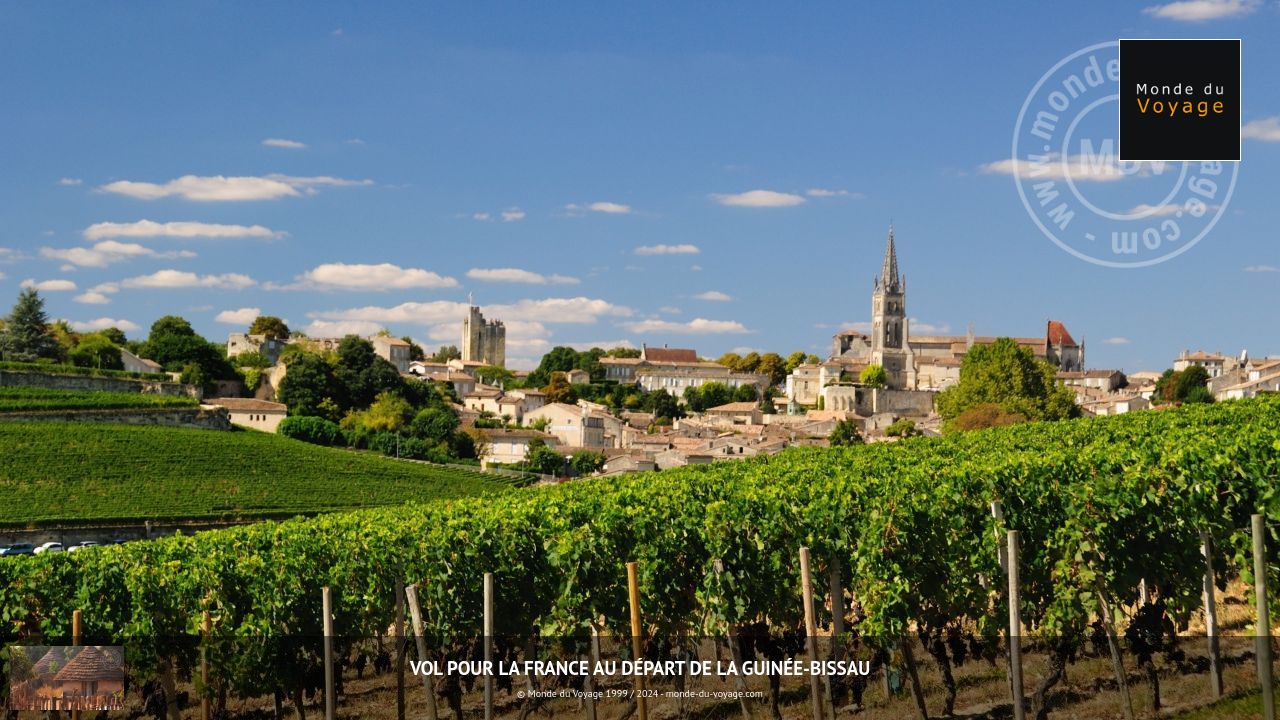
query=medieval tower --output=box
[461,302,506,367]
[869,225,915,390]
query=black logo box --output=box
[1119,39,1240,162]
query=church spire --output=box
[878,224,901,292]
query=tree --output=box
[524,438,565,476]
[99,326,128,346]
[685,381,733,412]
[949,403,1027,432]
[828,418,864,446]
[49,319,78,361]
[142,315,237,389]
[759,387,777,414]
[859,364,887,389]
[885,418,920,438]
[646,389,685,422]
[355,392,415,432]
[605,347,641,359]
[1175,365,1213,403]
[401,336,425,362]
[528,346,579,387]
[0,288,60,361]
[335,335,404,408]
[757,352,787,386]
[278,416,345,446]
[785,351,808,374]
[428,345,461,363]
[68,332,124,370]
[732,384,758,402]
[935,338,1079,431]
[248,315,290,339]
[570,450,606,476]
[278,352,343,420]
[475,365,514,387]
[410,406,460,443]
[543,371,578,404]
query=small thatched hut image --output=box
[8,646,125,712]
[52,646,125,703]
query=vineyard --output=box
[0,423,512,527]
[2,397,1280,719]
[0,360,168,381]
[0,386,198,412]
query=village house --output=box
[1173,350,1235,378]
[1057,369,1127,392]
[119,348,163,374]
[703,401,763,426]
[208,397,289,432]
[601,344,768,394]
[523,402,610,449]
[371,335,412,373]
[478,428,558,466]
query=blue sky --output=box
[0,1,1276,370]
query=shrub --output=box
[278,416,345,447]
[885,418,920,438]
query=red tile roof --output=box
[641,346,699,363]
[1047,320,1076,347]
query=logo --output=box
[1012,41,1238,268]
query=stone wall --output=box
[869,388,936,416]
[0,369,200,398]
[0,405,231,430]
[0,518,261,548]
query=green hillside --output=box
[0,386,198,412]
[0,422,512,527]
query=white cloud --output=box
[59,177,82,186]
[694,290,733,302]
[99,174,372,201]
[20,278,77,292]
[122,270,255,290]
[635,244,700,256]
[466,268,579,285]
[84,220,282,241]
[711,189,806,208]
[806,188,864,199]
[279,263,459,291]
[472,212,492,221]
[980,154,1171,183]
[1245,265,1279,273]
[501,207,526,222]
[1242,117,1280,142]
[215,307,263,325]
[1103,337,1132,345]
[41,241,196,268]
[621,318,749,335]
[589,201,632,215]
[73,291,111,305]
[566,339,635,351]
[303,319,386,337]
[262,138,307,149]
[1143,0,1259,21]
[658,306,681,315]
[345,138,366,145]
[310,297,631,327]
[69,317,140,332]
[0,271,5,280]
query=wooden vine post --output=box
[1093,581,1135,720]
[798,547,825,720]
[405,584,440,720]
[1201,531,1222,699]
[626,561,649,720]
[201,609,212,720]
[72,609,82,720]
[483,572,495,720]
[395,580,407,720]
[1254,514,1275,720]
[713,559,755,720]
[825,557,842,719]
[1006,530,1025,720]
[323,586,335,720]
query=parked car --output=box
[33,542,64,554]
[0,543,35,556]
[68,541,100,552]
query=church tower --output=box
[869,225,914,390]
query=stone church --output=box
[794,226,1085,400]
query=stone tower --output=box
[461,304,506,367]
[869,225,914,390]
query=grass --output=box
[0,422,512,527]
[1170,690,1263,719]
[0,386,198,412]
